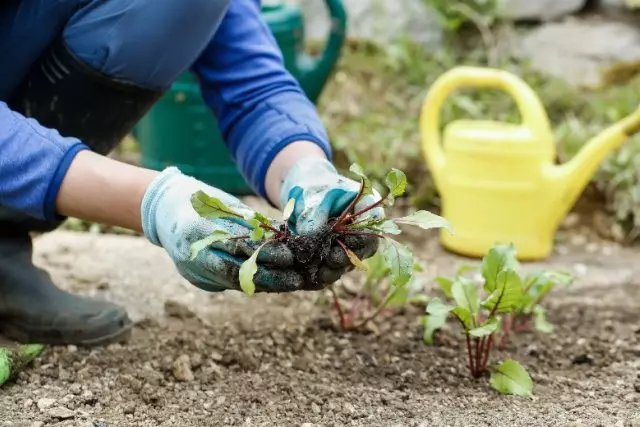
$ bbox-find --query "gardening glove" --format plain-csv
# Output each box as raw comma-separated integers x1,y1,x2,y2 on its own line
280,157,384,283
141,167,304,293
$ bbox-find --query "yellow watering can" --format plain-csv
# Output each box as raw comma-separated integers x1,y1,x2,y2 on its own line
420,66,640,260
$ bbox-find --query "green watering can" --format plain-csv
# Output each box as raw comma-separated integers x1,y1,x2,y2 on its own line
133,0,347,195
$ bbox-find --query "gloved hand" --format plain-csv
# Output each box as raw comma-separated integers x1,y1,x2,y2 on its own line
280,157,384,284
141,167,304,293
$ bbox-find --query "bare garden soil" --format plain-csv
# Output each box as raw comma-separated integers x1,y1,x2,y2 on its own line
0,224,639,426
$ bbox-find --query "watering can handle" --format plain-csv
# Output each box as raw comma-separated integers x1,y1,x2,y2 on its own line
420,66,552,185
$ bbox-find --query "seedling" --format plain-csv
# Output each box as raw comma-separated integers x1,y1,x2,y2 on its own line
329,251,429,330
432,244,574,349
423,244,535,396
188,163,453,305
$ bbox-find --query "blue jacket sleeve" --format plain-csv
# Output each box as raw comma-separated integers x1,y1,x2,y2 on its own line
0,101,89,221
190,0,332,199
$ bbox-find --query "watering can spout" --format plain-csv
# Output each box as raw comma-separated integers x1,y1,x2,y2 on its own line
549,105,640,224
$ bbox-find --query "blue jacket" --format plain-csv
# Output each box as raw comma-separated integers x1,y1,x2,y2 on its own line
0,0,331,221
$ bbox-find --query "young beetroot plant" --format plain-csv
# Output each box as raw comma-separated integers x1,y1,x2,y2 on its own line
423,244,573,396
188,163,453,310
329,250,429,331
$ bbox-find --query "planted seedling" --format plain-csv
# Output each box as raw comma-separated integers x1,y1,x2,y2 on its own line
423,244,532,396
329,251,429,331
423,243,573,396
431,244,574,349
188,164,453,309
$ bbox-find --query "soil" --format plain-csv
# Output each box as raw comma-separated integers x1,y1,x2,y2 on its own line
0,229,639,426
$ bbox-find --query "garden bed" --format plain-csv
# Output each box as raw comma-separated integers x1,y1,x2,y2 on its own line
0,230,638,425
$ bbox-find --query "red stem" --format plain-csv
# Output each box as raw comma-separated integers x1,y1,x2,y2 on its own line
474,338,483,377
466,334,475,377
480,335,494,371
348,198,386,220
330,286,348,330
333,183,367,230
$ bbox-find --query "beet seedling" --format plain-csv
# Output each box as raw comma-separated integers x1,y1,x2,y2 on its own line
423,244,533,396
329,251,429,330
432,244,574,349
188,163,454,304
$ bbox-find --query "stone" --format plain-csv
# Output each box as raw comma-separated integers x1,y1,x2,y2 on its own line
172,354,194,382
47,406,75,420
500,0,586,21
296,0,443,48
510,17,640,88
36,398,55,411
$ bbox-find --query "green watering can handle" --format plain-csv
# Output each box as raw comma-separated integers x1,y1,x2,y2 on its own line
303,0,347,102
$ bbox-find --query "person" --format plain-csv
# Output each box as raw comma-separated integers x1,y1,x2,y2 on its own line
0,0,385,347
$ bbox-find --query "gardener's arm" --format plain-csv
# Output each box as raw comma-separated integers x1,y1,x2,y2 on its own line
0,100,159,231
190,0,331,207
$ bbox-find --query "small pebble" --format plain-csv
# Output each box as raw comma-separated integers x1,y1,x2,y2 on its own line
172,354,194,382
23,399,33,409
30,422,44,427
47,406,75,419
36,398,55,411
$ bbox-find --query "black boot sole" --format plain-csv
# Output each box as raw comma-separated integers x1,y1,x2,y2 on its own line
0,316,133,347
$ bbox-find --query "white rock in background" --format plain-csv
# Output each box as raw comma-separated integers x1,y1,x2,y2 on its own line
500,0,586,21
511,17,640,87
296,0,444,48
600,0,640,9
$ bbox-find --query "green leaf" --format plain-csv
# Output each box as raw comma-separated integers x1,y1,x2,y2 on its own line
482,269,524,314
423,298,453,345
533,305,554,333
451,306,474,330
451,276,480,318
457,264,476,276
490,359,533,397
381,238,414,287
481,244,519,293
393,210,454,234
245,218,265,241
364,250,390,283
349,163,373,196
239,243,266,296
253,212,273,228
189,230,231,261
385,168,408,197
469,317,499,337
435,276,454,298
191,191,242,220
282,198,295,222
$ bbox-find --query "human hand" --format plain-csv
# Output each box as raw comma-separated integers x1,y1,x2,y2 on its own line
279,157,384,283
141,167,305,293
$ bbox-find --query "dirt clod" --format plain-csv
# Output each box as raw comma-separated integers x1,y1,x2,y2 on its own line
172,354,194,382
47,406,74,420
36,398,55,411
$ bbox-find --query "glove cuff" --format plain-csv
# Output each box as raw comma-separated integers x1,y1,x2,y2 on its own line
279,157,338,208
140,166,183,246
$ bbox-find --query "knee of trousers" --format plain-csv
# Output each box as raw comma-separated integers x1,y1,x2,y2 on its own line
64,0,232,90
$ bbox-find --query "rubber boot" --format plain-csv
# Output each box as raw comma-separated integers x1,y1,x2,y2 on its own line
0,229,132,346
0,36,164,346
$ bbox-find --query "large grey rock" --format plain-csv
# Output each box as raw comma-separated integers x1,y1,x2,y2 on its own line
501,0,586,21
511,17,640,87
600,0,640,10
296,0,443,48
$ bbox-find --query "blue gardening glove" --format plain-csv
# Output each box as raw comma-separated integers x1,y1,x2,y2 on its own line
141,167,305,293
280,158,384,284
